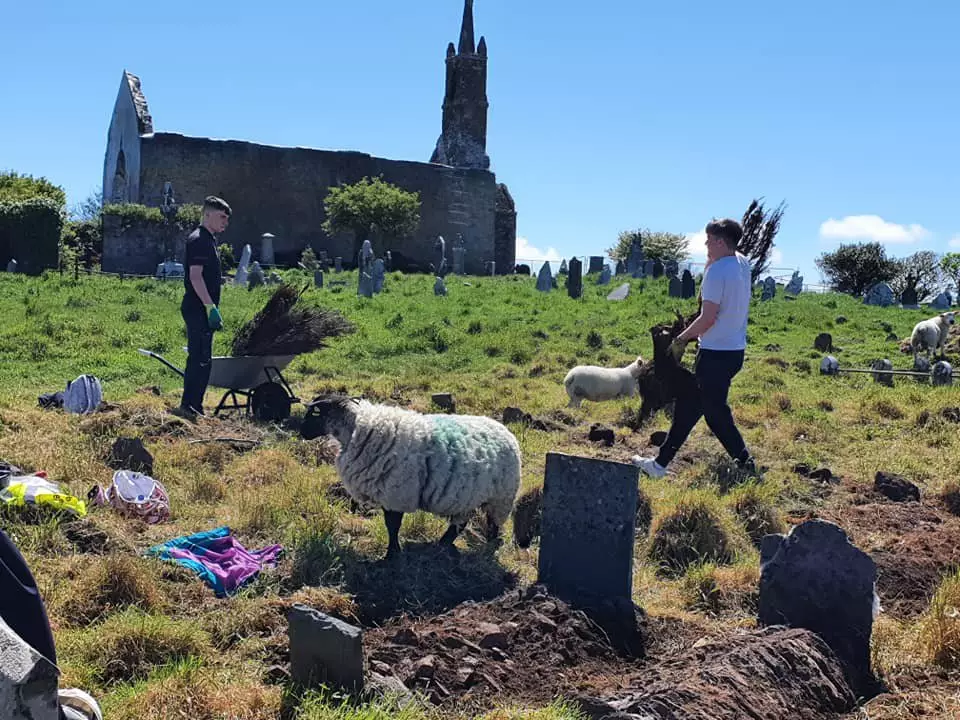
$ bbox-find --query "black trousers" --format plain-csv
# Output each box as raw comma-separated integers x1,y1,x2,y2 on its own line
656,348,749,468
180,299,213,414
0,530,57,664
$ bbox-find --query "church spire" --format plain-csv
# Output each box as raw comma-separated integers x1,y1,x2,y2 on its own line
458,0,476,55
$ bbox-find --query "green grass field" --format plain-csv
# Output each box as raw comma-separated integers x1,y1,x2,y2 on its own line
2,269,959,719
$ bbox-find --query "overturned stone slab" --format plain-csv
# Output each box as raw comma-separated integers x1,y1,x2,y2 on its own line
0,615,60,720
288,604,364,693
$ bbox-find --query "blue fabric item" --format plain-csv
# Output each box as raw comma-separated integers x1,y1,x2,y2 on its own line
145,526,232,597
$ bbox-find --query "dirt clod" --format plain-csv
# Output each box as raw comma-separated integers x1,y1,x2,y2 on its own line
875,471,921,503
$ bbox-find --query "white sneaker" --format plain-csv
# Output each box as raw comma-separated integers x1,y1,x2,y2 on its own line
631,456,667,478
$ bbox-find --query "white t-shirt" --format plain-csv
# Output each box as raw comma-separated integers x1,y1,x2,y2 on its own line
698,252,752,351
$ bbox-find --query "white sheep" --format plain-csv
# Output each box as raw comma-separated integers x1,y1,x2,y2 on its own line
300,396,521,559
910,312,956,361
563,355,644,408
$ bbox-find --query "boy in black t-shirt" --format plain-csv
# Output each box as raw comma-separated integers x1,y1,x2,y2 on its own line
179,196,231,417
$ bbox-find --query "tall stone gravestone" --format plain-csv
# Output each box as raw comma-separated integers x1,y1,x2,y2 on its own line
314,270,324,288
357,241,375,298
863,282,895,307
598,264,612,286
486,261,496,276
627,237,645,276
260,233,276,266
559,258,568,276
384,251,392,273
761,276,777,301
334,257,343,273
538,453,638,605
900,287,919,309
0,614,60,720
668,275,682,298
615,259,626,276
536,262,553,292
371,259,385,294
234,244,252,286
759,519,880,698
652,259,664,279
567,258,583,299
681,269,696,299
452,235,465,275
588,256,605,275
784,271,804,296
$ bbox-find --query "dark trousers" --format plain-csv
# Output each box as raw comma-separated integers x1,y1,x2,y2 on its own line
656,348,749,468
0,530,57,664
181,300,213,414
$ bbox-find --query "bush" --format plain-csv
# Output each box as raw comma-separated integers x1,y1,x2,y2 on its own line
0,171,66,207
0,198,63,274
102,202,202,229
816,242,900,296
219,243,236,273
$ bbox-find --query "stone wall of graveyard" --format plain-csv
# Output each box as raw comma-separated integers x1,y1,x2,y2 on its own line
101,215,191,275
135,133,499,273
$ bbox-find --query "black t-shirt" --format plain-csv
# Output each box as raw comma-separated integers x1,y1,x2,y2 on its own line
183,226,222,309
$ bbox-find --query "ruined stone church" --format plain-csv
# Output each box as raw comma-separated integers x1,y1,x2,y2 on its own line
102,0,515,275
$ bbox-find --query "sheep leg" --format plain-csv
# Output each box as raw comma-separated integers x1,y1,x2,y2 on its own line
384,510,403,559
438,522,466,554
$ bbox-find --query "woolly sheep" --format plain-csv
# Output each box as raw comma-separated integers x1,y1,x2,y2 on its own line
300,396,521,559
910,312,955,361
563,355,644,408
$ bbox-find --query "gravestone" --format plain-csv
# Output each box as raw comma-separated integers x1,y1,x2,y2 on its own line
948,291,955,306
681,269,696,299
814,333,833,352
371,259,385,294
652,259,664,278
627,237,645,276
900,287,919,309
261,233,276,266
268,271,283,285
248,262,265,289
452,242,465,275
929,292,951,310
761,276,777,301
871,358,894,386
607,283,630,301
759,519,879,698
485,261,496,276
785,271,804,296
598,265,612,285
588,256,605,274
933,361,954,386
567,258,583,299
615,259,626,276
913,355,931,380
559,259,568,276
288,605,364,692
434,276,447,296
664,260,679,278
863,282,895,307
314,270,324,289
536,262,553,292
334,257,343,273
234,244,252,286
668,275,682,297
359,240,374,271
6,259,18,274
433,236,447,277
0,615,60,720
538,453,638,604
643,260,654,278
384,251,392,273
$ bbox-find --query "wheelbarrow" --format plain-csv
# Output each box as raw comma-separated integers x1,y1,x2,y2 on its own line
138,349,301,422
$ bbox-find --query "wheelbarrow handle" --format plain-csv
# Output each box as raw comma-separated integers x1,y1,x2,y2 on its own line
138,348,186,378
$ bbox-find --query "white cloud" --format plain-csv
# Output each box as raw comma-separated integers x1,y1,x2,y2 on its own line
515,236,562,262
685,231,784,266
819,215,930,245
950,235,960,249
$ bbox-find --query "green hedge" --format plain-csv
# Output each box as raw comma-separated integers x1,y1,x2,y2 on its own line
0,198,63,275
102,202,202,228
0,171,66,209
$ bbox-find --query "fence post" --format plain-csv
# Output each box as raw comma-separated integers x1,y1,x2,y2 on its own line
74,256,79,281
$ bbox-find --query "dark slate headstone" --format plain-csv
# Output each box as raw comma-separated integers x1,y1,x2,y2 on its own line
598,265,612,286
900,287,918,309
615,259,626,276
664,260,679,278
567,258,583,299
863,282,895,307
681,269,696,299
558,259,568,276
759,519,879,698
334,257,343,273
761,276,777,301
536,262,553,292
814,333,833,352
288,604,364,692
627,238,644,276
607,283,630,301
652,259,664,278
913,355,931,380
314,270,324,288
588,256,604,274
929,292,951,310
668,276,682,298
538,453,638,604
643,260,655,278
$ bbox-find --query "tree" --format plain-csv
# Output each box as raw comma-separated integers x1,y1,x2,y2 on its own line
738,198,786,283
69,190,103,222
607,229,689,264
815,242,900,296
0,171,66,209
890,250,943,301
940,253,960,294
321,176,421,259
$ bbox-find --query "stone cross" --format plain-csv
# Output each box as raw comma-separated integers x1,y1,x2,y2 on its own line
568,258,583,299
536,261,553,292
681,269,696,299
234,244,252,286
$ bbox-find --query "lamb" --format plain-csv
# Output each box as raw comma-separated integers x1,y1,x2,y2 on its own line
910,312,956,361
300,396,522,559
563,355,644,408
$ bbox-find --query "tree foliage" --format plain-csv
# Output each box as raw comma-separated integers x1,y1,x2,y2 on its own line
940,253,960,294
322,176,421,257
815,242,900,296
890,250,943,300
69,191,103,222
738,198,786,283
607,229,689,264
0,171,66,209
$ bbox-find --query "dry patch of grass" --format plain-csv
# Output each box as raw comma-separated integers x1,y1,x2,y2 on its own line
726,481,786,547
917,569,960,668
57,554,165,626
681,562,760,617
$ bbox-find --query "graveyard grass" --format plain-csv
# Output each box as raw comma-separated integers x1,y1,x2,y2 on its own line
2,269,960,719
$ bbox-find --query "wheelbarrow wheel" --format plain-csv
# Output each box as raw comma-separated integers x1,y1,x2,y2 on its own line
251,382,292,423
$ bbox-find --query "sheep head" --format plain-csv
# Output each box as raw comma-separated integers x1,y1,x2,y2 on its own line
942,312,956,325
301,395,361,442
628,355,645,378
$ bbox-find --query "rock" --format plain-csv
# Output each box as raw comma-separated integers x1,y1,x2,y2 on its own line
287,604,364,692
106,437,154,475
886,332,899,342
0,614,60,720
874,471,920,502
390,627,420,646
588,423,615,447
606,283,630,301
413,655,437,679
431,393,455,413
808,467,836,483
759,519,880,698
836,316,848,324
814,333,833,352
477,623,509,650
502,407,532,425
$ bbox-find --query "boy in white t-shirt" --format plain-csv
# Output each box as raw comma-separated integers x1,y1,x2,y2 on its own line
633,218,757,478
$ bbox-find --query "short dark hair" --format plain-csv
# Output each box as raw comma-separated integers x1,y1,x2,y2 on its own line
705,218,742,248
203,196,232,216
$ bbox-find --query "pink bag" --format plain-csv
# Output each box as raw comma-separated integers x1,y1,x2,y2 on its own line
106,470,170,524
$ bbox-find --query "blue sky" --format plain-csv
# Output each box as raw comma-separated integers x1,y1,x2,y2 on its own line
2,0,959,285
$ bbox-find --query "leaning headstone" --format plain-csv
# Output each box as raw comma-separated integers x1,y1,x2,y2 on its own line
433,236,447,277
334,257,343,273
588,256,605,274
558,259,568,276
0,614,61,720
761,276,777,301
371,259,386,294
681,269,696,299
664,260,679,278
536,262,553,292
538,453,638,604
900,287,919,309
863,282,895,307
248,262,265,289
314,270,324,289
607,283,630,301
434,276,447,296
933,361,954,386
615,259,626,276
598,265,612,286
929,292,951,311
668,275,682,298
234,244,252,286
759,519,879,698
652,259,664,278
6,259,18,274
567,258,583,299
288,604,364,692
260,233,276,266
785,271,804,296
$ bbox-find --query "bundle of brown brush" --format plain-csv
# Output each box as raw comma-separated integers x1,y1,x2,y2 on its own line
231,284,355,357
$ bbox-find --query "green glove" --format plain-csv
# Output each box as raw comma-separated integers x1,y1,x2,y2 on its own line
206,304,223,331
